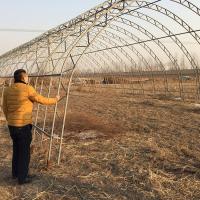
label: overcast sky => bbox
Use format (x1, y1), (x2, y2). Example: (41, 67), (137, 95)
(0, 0), (104, 54)
(0, 0), (199, 57)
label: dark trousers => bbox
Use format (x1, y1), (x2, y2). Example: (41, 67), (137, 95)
(8, 124), (32, 183)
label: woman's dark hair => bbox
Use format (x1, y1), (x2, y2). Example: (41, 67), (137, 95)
(14, 69), (27, 82)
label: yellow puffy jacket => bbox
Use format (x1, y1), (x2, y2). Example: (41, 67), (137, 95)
(3, 82), (57, 127)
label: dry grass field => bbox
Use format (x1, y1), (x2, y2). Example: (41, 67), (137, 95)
(1, 83), (200, 200)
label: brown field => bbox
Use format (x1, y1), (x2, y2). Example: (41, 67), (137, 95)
(0, 74), (200, 200)
(0, 76), (200, 200)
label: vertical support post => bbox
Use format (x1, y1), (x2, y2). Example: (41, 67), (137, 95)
(33, 79), (44, 139)
(57, 55), (76, 165)
(195, 66), (200, 102)
(0, 80), (5, 117)
(163, 70), (169, 96)
(47, 75), (62, 165)
(148, 64), (156, 95)
(140, 69), (145, 96)
(135, 70), (144, 96)
(34, 76), (39, 89)
(9, 78), (12, 86)
(32, 76), (39, 142)
(136, 61), (145, 96)
(175, 60), (184, 100)
(46, 34), (64, 164)
(151, 73), (156, 95)
(1, 80), (5, 106)
(57, 67), (76, 165)
(41, 77), (53, 142)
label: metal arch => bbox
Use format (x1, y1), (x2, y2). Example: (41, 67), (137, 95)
(75, 20), (168, 80)
(27, 42), (113, 78)
(107, 20), (170, 91)
(45, 1), (169, 77)
(18, 32), (73, 75)
(47, 0), (134, 78)
(45, 32), (125, 76)
(97, 29), (154, 72)
(38, 19), (106, 75)
(1, 0), (167, 83)
(0, 0), (132, 76)
(0, 56), (18, 76)
(91, 31), (143, 69)
(170, 0), (200, 16)
(95, 29), (156, 92)
(76, 51), (128, 88)
(44, 32), (137, 79)
(0, 0), (133, 62)
(42, 27), (140, 74)
(44, 34), (129, 77)
(19, 39), (68, 75)
(78, 52), (111, 75)
(0, 42), (39, 75)
(110, 19), (181, 72)
(48, 0), (136, 163)
(2, 0), (128, 142)
(61, 32), (130, 72)
(0, 13), (97, 76)
(25, 36), (63, 75)
(2, 34), (60, 75)
(0, 53), (18, 74)
(75, 38), (129, 74)
(0, 0), (200, 165)
(58, 0), (199, 95)
(7, 40), (41, 70)
(113, 17), (185, 93)
(33, 27), (89, 74)
(109, 22), (163, 71)
(0, 57), (7, 70)
(0, 62), (15, 77)
(56, 1), (139, 164)
(0, 61), (10, 76)
(52, 31), (146, 92)
(61, 0), (169, 88)
(48, 10), (144, 86)
(128, 10), (198, 72)
(0, 0), (105, 59)
(91, 23), (159, 72)
(2, 53), (20, 72)
(67, 25), (156, 90)
(14, 46), (40, 74)
(135, 1), (200, 45)
(56, 7), (197, 88)
(3, 0), (197, 76)
(132, 0), (200, 98)
(89, 38), (129, 71)
(9, 24), (84, 77)
(0, 58), (4, 66)
(89, 31), (147, 84)
(102, 26), (180, 93)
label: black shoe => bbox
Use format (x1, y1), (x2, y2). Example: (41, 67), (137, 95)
(27, 174), (37, 179)
(18, 177), (32, 185)
(13, 174), (36, 180)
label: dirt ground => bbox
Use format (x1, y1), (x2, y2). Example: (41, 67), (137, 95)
(1, 93), (200, 200)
